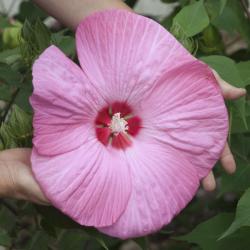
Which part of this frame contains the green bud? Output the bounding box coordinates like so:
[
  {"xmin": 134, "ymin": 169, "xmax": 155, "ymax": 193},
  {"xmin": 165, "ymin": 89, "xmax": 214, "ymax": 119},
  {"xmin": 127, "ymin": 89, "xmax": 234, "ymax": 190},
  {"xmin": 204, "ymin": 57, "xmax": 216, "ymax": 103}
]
[
  {"xmin": 3, "ymin": 21, "xmax": 22, "ymax": 49},
  {"xmin": 170, "ymin": 22, "xmax": 198, "ymax": 54},
  {"xmin": 198, "ymin": 25, "xmax": 224, "ymax": 54}
]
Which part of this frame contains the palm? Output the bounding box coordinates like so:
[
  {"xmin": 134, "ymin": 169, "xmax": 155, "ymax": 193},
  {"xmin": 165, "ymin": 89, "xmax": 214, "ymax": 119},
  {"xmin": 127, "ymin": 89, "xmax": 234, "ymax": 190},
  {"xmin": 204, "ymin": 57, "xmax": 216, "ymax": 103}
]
[{"xmin": 0, "ymin": 148, "xmax": 49, "ymax": 205}]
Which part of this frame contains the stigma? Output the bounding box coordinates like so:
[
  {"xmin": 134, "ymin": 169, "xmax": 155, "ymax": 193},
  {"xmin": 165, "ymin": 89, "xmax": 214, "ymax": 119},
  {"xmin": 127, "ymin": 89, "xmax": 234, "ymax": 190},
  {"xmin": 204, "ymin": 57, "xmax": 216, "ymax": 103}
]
[{"xmin": 109, "ymin": 113, "xmax": 129, "ymax": 135}]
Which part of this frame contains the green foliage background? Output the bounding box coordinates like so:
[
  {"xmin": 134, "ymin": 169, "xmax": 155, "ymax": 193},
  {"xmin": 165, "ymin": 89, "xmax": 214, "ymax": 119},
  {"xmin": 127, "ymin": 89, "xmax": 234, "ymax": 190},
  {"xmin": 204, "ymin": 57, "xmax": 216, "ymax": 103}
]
[{"xmin": 0, "ymin": 0, "xmax": 250, "ymax": 249}]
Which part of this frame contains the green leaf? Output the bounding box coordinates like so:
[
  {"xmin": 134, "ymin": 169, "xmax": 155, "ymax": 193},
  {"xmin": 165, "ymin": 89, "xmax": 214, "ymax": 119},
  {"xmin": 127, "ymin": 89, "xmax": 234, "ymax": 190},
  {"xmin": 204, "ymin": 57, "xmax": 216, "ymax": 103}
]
[
  {"xmin": 16, "ymin": 2, "xmax": 47, "ymax": 22},
  {"xmin": 40, "ymin": 218, "xmax": 57, "ymax": 238},
  {"xmin": 200, "ymin": 55, "xmax": 249, "ymax": 131},
  {"xmin": 0, "ymin": 84, "xmax": 12, "ymax": 102},
  {"xmin": 125, "ymin": 0, "xmax": 138, "ymax": 7},
  {"xmin": 52, "ymin": 33, "xmax": 75, "ymax": 58},
  {"xmin": 170, "ymin": 22, "xmax": 198, "ymax": 53},
  {"xmin": 205, "ymin": 0, "xmax": 228, "ymax": 21},
  {"xmin": 24, "ymin": 231, "xmax": 50, "ymax": 250},
  {"xmin": 172, "ymin": 0, "xmax": 209, "ymax": 37},
  {"xmin": 134, "ymin": 237, "xmax": 149, "ymax": 250},
  {"xmin": 198, "ymin": 25, "xmax": 224, "ymax": 54},
  {"xmin": 35, "ymin": 205, "xmax": 82, "ymax": 229},
  {"xmin": 176, "ymin": 213, "xmax": 250, "ymax": 250},
  {"xmin": 219, "ymin": 156, "xmax": 250, "ymax": 196},
  {"xmin": 0, "ymin": 48, "xmax": 21, "ymax": 65},
  {"xmin": 0, "ymin": 205, "xmax": 17, "ymax": 231},
  {"xmin": 200, "ymin": 55, "xmax": 242, "ymax": 86},
  {"xmin": 212, "ymin": 0, "xmax": 250, "ymax": 46},
  {"xmin": 0, "ymin": 63, "xmax": 22, "ymax": 86},
  {"xmin": 57, "ymin": 230, "xmax": 88, "ymax": 250},
  {"xmin": 0, "ymin": 105, "xmax": 32, "ymax": 149},
  {"xmin": 20, "ymin": 18, "xmax": 51, "ymax": 66},
  {"xmin": 34, "ymin": 19, "xmax": 51, "ymax": 51},
  {"xmin": 0, "ymin": 228, "xmax": 11, "ymax": 247},
  {"xmin": 96, "ymin": 237, "xmax": 109, "ymax": 250},
  {"xmin": 236, "ymin": 61, "xmax": 250, "ymax": 87},
  {"xmin": 221, "ymin": 188, "xmax": 250, "ymax": 239},
  {"xmin": 14, "ymin": 83, "xmax": 33, "ymax": 112},
  {"xmin": 0, "ymin": 16, "xmax": 11, "ymax": 30},
  {"xmin": 176, "ymin": 213, "xmax": 234, "ymax": 250}
]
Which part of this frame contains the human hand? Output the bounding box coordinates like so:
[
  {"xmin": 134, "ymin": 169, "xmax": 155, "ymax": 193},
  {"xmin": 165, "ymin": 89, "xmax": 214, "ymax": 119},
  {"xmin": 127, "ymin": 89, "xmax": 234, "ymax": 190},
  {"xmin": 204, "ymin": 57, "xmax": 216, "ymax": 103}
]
[
  {"xmin": 0, "ymin": 148, "xmax": 49, "ymax": 205},
  {"xmin": 201, "ymin": 70, "xmax": 246, "ymax": 191}
]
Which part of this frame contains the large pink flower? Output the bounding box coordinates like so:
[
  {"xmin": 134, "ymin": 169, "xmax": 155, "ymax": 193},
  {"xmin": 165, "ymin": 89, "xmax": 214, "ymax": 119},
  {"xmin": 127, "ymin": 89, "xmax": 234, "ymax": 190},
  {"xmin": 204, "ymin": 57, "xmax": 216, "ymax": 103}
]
[{"xmin": 30, "ymin": 10, "xmax": 228, "ymax": 239}]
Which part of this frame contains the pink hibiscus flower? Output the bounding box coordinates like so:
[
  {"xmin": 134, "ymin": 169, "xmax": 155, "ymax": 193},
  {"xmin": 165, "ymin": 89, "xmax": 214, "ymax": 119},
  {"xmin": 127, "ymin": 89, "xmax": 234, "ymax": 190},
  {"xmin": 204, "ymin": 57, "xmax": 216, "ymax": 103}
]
[{"xmin": 30, "ymin": 10, "xmax": 228, "ymax": 239}]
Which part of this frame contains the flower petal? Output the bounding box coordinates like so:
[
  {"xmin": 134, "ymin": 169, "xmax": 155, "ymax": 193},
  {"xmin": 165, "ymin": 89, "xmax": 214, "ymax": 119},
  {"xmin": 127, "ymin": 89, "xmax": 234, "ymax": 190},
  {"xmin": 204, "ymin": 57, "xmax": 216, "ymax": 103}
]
[
  {"xmin": 31, "ymin": 45, "xmax": 105, "ymax": 156},
  {"xmin": 137, "ymin": 62, "xmax": 228, "ymax": 178},
  {"xmin": 99, "ymin": 138, "xmax": 199, "ymax": 239},
  {"xmin": 31, "ymin": 139, "xmax": 131, "ymax": 227},
  {"xmin": 76, "ymin": 10, "xmax": 193, "ymax": 105}
]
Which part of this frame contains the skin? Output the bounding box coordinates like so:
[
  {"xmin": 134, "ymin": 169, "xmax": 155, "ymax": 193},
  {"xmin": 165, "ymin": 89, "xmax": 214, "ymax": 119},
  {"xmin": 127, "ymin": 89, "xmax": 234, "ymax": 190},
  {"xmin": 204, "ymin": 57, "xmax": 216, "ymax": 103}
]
[{"xmin": 0, "ymin": 0, "xmax": 246, "ymax": 204}]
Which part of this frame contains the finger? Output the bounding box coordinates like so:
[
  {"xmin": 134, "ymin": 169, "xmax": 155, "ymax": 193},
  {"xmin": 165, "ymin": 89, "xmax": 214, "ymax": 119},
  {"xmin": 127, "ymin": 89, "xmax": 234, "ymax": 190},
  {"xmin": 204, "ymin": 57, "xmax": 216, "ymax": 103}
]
[
  {"xmin": 201, "ymin": 171, "xmax": 216, "ymax": 191},
  {"xmin": 220, "ymin": 143, "xmax": 236, "ymax": 174},
  {"xmin": 0, "ymin": 148, "xmax": 31, "ymax": 165},
  {"xmin": 212, "ymin": 70, "xmax": 246, "ymax": 100}
]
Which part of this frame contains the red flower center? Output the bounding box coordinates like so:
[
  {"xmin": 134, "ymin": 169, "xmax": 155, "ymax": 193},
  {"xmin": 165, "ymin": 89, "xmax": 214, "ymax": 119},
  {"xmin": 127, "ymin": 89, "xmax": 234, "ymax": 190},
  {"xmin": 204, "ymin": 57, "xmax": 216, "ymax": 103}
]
[{"xmin": 95, "ymin": 102, "xmax": 141, "ymax": 149}]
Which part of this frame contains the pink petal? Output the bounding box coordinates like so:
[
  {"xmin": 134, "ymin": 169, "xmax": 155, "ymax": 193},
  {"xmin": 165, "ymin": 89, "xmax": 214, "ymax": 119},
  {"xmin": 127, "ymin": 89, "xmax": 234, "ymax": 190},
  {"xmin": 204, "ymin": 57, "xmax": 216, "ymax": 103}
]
[
  {"xmin": 99, "ymin": 138, "xmax": 199, "ymax": 239},
  {"xmin": 31, "ymin": 45, "xmax": 105, "ymax": 156},
  {"xmin": 31, "ymin": 139, "xmax": 131, "ymax": 227},
  {"xmin": 136, "ymin": 62, "xmax": 228, "ymax": 178},
  {"xmin": 76, "ymin": 10, "xmax": 193, "ymax": 106}
]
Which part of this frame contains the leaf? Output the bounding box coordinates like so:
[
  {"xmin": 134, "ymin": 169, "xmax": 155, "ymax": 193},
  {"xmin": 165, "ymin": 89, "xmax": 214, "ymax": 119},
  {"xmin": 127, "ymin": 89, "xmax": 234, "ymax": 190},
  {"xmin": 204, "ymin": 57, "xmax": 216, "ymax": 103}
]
[
  {"xmin": 0, "ymin": 228, "xmax": 11, "ymax": 247},
  {"xmin": 172, "ymin": 0, "xmax": 209, "ymax": 37},
  {"xmin": 24, "ymin": 231, "xmax": 50, "ymax": 250},
  {"xmin": 134, "ymin": 237, "xmax": 149, "ymax": 250},
  {"xmin": 125, "ymin": 0, "xmax": 138, "ymax": 7},
  {"xmin": 0, "ymin": 205, "xmax": 16, "ymax": 231},
  {"xmin": 0, "ymin": 63, "xmax": 22, "ymax": 86},
  {"xmin": 36, "ymin": 206, "xmax": 118, "ymax": 250},
  {"xmin": 219, "ymin": 157, "xmax": 250, "ymax": 196},
  {"xmin": 237, "ymin": 61, "xmax": 250, "ymax": 87},
  {"xmin": 176, "ymin": 213, "xmax": 234, "ymax": 250},
  {"xmin": 200, "ymin": 55, "xmax": 249, "ymax": 131},
  {"xmin": 0, "ymin": 84, "xmax": 12, "ymax": 102},
  {"xmin": 219, "ymin": 0, "xmax": 228, "ymax": 14},
  {"xmin": 212, "ymin": 0, "xmax": 250, "ymax": 45},
  {"xmin": 57, "ymin": 230, "xmax": 88, "ymax": 250},
  {"xmin": 200, "ymin": 55, "xmax": 242, "ymax": 86},
  {"xmin": 205, "ymin": 0, "xmax": 228, "ymax": 21},
  {"xmin": 34, "ymin": 19, "xmax": 51, "ymax": 51},
  {"xmin": 220, "ymin": 188, "xmax": 250, "ymax": 239},
  {"xmin": 0, "ymin": 48, "xmax": 21, "ymax": 65},
  {"xmin": 170, "ymin": 23, "xmax": 198, "ymax": 53},
  {"xmin": 16, "ymin": 1, "xmax": 47, "ymax": 22},
  {"xmin": 14, "ymin": 83, "xmax": 33, "ymax": 112},
  {"xmin": 35, "ymin": 205, "xmax": 82, "ymax": 229},
  {"xmin": 198, "ymin": 25, "xmax": 224, "ymax": 54},
  {"xmin": 177, "ymin": 213, "xmax": 250, "ymax": 250},
  {"xmin": 96, "ymin": 237, "xmax": 109, "ymax": 250},
  {"xmin": 0, "ymin": 105, "xmax": 33, "ymax": 149},
  {"xmin": 51, "ymin": 33, "xmax": 75, "ymax": 58},
  {"xmin": 20, "ymin": 18, "xmax": 51, "ymax": 66},
  {"xmin": 40, "ymin": 218, "xmax": 57, "ymax": 238}
]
